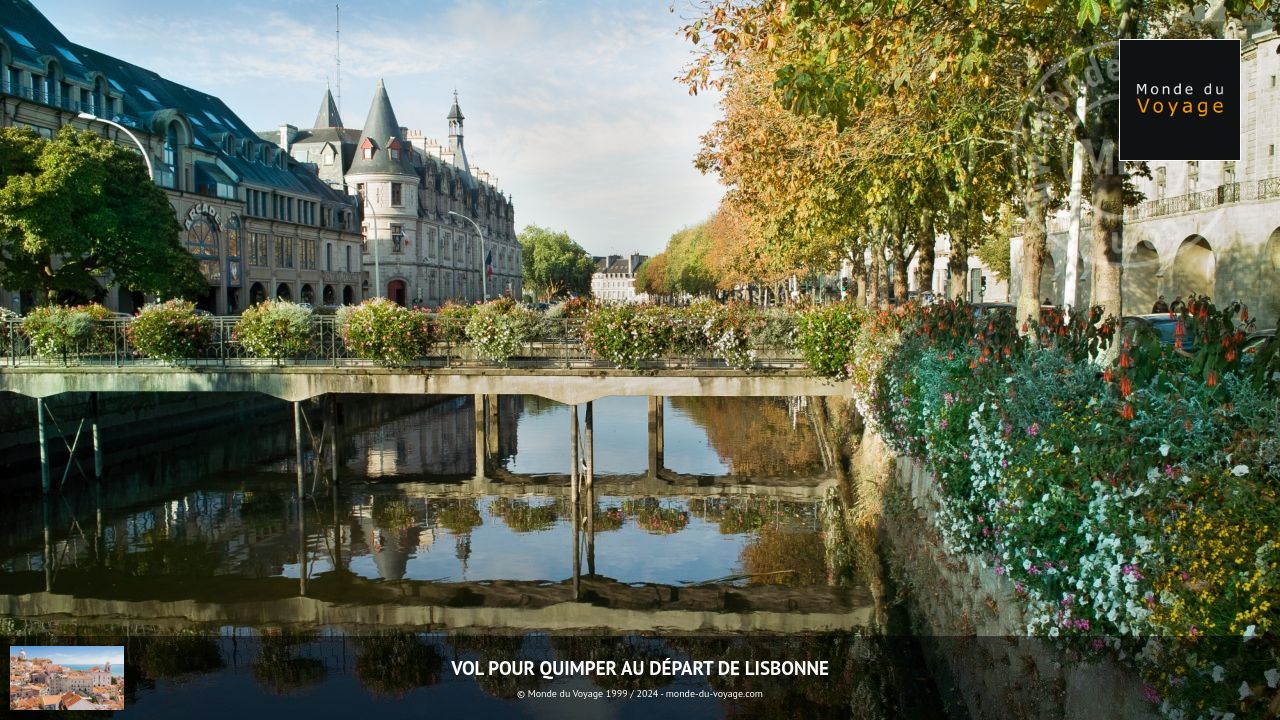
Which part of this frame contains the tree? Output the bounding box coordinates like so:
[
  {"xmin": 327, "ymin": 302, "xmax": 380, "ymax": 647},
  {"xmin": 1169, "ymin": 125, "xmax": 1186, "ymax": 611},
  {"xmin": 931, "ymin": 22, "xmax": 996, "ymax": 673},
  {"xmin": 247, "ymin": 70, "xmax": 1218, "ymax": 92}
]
[
  {"xmin": 518, "ymin": 224, "xmax": 594, "ymax": 301},
  {"xmin": 0, "ymin": 127, "xmax": 206, "ymax": 304},
  {"xmin": 634, "ymin": 253, "xmax": 672, "ymax": 297}
]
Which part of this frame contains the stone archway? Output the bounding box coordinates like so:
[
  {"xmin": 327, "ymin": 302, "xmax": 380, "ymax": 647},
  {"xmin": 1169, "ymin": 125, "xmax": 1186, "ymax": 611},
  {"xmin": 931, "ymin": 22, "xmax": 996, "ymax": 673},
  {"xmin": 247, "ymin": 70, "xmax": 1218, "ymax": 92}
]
[
  {"xmin": 323, "ymin": 285, "xmax": 336, "ymax": 305},
  {"xmin": 276, "ymin": 283, "xmax": 293, "ymax": 302},
  {"xmin": 387, "ymin": 279, "xmax": 407, "ymax": 307},
  {"xmin": 1037, "ymin": 252, "xmax": 1059, "ymax": 305},
  {"xmin": 1265, "ymin": 228, "xmax": 1280, "ymax": 319},
  {"xmin": 1171, "ymin": 235, "xmax": 1215, "ymax": 301},
  {"xmin": 300, "ymin": 284, "xmax": 315, "ymax": 305},
  {"xmin": 1123, "ymin": 240, "xmax": 1160, "ymax": 313},
  {"xmin": 342, "ymin": 286, "xmax": 354, "ymax": 305},
  {"xmin": 249, "ymin": 282, "xmax": 266, "ymax": 305}
]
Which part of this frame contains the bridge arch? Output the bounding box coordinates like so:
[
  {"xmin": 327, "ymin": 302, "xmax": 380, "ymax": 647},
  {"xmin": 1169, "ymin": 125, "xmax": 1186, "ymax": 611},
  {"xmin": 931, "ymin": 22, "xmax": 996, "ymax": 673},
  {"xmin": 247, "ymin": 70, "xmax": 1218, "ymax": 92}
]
[{"xmin": 1123, "ymin": 240, "xmax": 1160, "ymax": 313}]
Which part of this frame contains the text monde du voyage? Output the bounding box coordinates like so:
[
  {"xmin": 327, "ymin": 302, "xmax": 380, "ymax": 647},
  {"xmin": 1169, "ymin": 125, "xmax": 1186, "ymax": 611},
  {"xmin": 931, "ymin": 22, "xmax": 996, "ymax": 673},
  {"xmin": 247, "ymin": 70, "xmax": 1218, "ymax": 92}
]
[{"xmin": 1133, "ymin": 82, "xmax": 1229, "ymax": 118}]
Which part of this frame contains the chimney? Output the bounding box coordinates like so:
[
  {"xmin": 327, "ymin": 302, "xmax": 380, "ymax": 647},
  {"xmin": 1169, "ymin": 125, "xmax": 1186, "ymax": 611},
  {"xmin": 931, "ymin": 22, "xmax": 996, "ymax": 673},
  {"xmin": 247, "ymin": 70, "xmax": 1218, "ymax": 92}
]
[
  {"xmin": 278, "ymin": 124, "xmax": 298, "ymax": 152},
  {"xmin": 630, "ymin": 254, "xmax": 646, "ymax": 274}
]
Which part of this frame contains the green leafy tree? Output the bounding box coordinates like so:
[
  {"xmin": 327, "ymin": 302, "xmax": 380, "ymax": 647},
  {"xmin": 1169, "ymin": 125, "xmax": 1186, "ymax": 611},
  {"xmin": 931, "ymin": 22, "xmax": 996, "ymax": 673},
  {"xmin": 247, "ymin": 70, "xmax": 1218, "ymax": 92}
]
[
  {"xmin": 0, "ymin": 127, "xmax": 206, "ymax": 304},
  {"xmin": 518, "ymin": 224, "xmax": 595, "ymax": 301},
  {"xmin": 634, "ymin": 253, "xmax": 671, "ymax": 297}
]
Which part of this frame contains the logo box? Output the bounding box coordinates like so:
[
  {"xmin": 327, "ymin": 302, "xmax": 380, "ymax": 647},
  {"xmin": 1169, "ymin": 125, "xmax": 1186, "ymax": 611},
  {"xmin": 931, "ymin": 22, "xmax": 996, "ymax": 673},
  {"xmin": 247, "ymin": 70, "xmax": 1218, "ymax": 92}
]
[{"xmin": 1119, "ymin": 38, "xmax": 1241, "ymax": 161}]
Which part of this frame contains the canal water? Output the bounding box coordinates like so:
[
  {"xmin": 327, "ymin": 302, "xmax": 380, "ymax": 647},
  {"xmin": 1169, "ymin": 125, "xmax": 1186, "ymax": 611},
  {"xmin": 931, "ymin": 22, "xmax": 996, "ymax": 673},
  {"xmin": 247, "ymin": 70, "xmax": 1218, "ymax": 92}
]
[{"xmin": 0, "ymin": 394, "xmax": 950, "ymax": 718}]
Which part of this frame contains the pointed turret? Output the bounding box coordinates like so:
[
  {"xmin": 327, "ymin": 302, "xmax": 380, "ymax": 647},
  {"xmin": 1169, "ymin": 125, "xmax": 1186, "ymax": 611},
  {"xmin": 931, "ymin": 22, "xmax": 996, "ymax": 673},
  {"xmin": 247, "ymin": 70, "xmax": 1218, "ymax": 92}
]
[
  {"xmin": 447, "ymin": 91, "xmax": 474, "ymax": 188},
  {"xmin": 349, "ymin": 79, "xmax": 411, "ymax": 175},
  {"xmin": 314, "ymin": 87, "xmax": 343, "ymax": 129}
]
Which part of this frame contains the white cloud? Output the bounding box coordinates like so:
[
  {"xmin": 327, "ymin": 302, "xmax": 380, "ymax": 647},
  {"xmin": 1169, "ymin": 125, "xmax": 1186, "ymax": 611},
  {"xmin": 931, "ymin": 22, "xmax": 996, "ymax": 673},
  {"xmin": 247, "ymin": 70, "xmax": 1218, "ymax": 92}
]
[{"xmin": 44, "ymin": 0, "xmax": 724, "ymax": 255}]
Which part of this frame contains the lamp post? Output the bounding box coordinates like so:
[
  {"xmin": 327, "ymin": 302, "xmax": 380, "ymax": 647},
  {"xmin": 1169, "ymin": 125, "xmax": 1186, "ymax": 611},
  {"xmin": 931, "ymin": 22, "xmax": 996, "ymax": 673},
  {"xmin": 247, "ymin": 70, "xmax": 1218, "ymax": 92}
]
[
  {"xmin": 77, "ymin": 112, "xmax": 153, "ymax": 180},
  {"xmin": 363, "ymin": 188, "xmax": 382, "ymax": 298},
  {"xmin": 448, "ymin": 211, "xmax": 487, "ymax": 302}
]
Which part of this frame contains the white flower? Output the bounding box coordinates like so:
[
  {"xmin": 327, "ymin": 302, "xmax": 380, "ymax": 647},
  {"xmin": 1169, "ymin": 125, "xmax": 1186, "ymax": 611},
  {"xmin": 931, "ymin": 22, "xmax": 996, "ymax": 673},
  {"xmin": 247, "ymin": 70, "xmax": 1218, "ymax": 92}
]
[
  {"xmin": 1159, "ymin": 444, "xmax": 1170, "ymax": 457},
  {"xmin": 1238, "ymin": 681, "xmax": 1252, "ymax": 700},
  {"xmin": 1212, "ymin": 665, "xmax": 1225, "ymax": 683},
  {"xmin": 1265, "ymin": 668, "xmax": 1279, "ymax": 689},
  {"xmin": 1243, "ymin": 624, "xmax": 1257, "ymax": 641},
  {"xmin": 1231, "ymin": 465, "xmax": 1250, "ymax": 476}
]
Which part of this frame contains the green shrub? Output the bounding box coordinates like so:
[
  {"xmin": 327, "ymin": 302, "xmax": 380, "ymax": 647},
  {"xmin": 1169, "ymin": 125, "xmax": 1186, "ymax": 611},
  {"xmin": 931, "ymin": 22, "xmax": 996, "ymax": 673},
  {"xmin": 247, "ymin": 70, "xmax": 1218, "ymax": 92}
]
[
  {"xmin": 0, "ymin": 307, "xmax": 17, "ymax": 355},
  {"xmin": 794, "ymin": 302, "xmax": 866, "ymax": 377},
  {"xmin": 435, "ymin": 302, "xmax": 475, "ymax": 344},
  {"xmin": 21, "ymin": 303, "xmax": 113, "ymax": 359},
  {"xmin": 465, "ymin": 298, "xmax": 538, "ymax": 363},
  {"xmin": 233, "ymin": 300, "xmax": 313, "ymax": 361},
  {"xmin": 581, "ymin": 304, "xmax": 671, "ymax": 369},
  {"xmin": 126, "ymin": 300, "xmax": 213, "ymax": 362},
  {"xmin": 336, "ymin": 298, "xmax": 433, "ymax": 367}
]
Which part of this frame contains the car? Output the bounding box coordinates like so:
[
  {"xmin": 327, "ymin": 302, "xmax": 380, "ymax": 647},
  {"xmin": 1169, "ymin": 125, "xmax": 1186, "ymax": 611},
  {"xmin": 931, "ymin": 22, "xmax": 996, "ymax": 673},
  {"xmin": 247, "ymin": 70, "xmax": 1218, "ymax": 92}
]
[
  {"xmin": 1121, "ymin": 313, "xmax": 1196, "ymax": 352},
  {"xmin": 1242, "ymin": 328, "xmax": 1275, "ymax": 364},
  {"xmin": 971, "ymin": 302, "xmax": 1015, "ymax": 317}
]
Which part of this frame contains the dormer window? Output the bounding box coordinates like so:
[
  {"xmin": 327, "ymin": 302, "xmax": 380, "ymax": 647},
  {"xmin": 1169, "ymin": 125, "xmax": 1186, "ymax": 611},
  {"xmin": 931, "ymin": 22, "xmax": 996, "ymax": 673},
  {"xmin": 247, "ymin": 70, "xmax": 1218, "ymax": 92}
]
[
  {"xmin": 360, "ymin": 137, "xmax": 375, "ymax": 160},
  {"xmin": 388, "ymin": 137, "xmax": 402, "ymax": 161}
]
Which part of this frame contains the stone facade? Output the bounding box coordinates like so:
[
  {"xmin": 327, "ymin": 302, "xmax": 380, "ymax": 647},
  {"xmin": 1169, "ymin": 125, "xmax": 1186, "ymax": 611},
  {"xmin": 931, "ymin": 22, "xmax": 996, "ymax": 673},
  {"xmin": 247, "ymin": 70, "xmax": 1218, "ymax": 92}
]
[
  {"xmin": 276, "ymin": 84, "xmax": 519, "ymax": 306},
  {"xmin": 591, "ymin": 254, "xmax": 648, "ymax": 303},
  {"xmin": 1010, "ymin": 24, "xmax": 1280, "ymax": 327},
  {"xmin": 0, "ymin": 0, "xmax": 366, "ymax": 314}
]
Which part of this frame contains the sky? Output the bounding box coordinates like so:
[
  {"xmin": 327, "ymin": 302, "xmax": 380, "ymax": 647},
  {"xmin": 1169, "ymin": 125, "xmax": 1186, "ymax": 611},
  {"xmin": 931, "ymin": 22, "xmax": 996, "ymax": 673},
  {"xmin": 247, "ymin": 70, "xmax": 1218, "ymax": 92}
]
[
  {"xmin": 12, "ymin": 645, "xmax": 125, "ymax": 667},
  {"xmin": 35, "ymin": 0, "xmax": 725, "ymax": 257}
]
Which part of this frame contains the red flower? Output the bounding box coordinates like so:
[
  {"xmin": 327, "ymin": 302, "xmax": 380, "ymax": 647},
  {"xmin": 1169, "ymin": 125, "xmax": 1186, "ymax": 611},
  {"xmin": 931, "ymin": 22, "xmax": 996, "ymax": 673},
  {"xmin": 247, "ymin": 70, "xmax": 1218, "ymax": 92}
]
[
  {"xmin": 1120, "ymin": 403, "xmax": 1135, "ymax": 420},
  {"xmin": 1102, "ymin": 369, "xmax": 1114, "ymax": 383},
  {"xmin": 1206, "ymin": 371, "xmax": 1218, "ymax": 388},
  {"xmin": 1119, "ymin": 376, "xmax": 1132, "ymax": 397}
]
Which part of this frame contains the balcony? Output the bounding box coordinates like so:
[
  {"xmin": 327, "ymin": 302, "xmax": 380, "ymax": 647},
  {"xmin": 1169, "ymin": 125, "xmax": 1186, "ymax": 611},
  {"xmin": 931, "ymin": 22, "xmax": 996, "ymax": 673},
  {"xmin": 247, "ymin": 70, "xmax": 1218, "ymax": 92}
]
[{"xmin": 1126, "ymin": 177, "xmax": 1280, "ymax": 221}]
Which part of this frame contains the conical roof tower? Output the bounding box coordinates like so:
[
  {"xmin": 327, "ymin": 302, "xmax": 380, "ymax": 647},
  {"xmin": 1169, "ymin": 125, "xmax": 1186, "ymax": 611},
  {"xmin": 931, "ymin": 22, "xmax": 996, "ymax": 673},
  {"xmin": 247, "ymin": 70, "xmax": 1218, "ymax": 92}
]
[
  {"xmin": 314, "ymin": 87, "xmax": 343, "ymax": 129},
  {"xmin": 349, "ymin": 79, "xmax": 411, "ymax": 175}
]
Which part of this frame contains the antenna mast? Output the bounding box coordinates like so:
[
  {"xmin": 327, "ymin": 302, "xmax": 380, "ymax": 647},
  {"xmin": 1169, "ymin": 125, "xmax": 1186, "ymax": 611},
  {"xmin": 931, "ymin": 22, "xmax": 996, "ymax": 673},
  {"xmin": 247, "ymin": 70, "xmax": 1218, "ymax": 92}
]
[{"xmin": 335, "ymin": 3, "xmax": 342, "ymax": 118}]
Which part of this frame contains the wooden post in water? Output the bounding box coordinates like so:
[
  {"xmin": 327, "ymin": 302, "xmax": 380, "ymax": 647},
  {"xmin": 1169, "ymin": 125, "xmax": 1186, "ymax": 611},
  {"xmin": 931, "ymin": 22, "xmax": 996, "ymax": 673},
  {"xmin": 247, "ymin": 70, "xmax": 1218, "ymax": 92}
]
[
  {"xmin": 570, "ymin": 404, "xmax": 579, "ymax": 489},
  {"xmin": 487, "ymin": 393, "xmax": 499, "ymax": 456},
  {"xmin": 473, "ymin": 394, "xmax": 485, "ymax": 479},
  {"xmin": 586, "ymin": 479, "xmax": 595, "ymax": 576},
  {"xmin": 584, "ymin": 401, "xmax": 594, "ymax": 489},
  {"xmin": 647, "ymin": 396, "xmax": 660, "ymax": 480},
  {"xmin": 36, "ymin": 398, "xmax": 50, "ymax": 493},
  {"xmin": 90, "ymin": 392, "xmax": 103, "ymax": 480},
  {"xmin": 293, "ymin": 401, "xmax": 305, "ymax": 500}
]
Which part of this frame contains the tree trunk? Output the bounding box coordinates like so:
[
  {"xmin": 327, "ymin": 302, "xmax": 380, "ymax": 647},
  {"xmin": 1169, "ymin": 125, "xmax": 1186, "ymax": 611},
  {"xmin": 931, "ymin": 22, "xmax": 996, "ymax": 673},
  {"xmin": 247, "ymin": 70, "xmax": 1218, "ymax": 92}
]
[
  {"xmin": 1091, "ymin": 173, "xmax": 1124, "ymax": 321},
  {"xmin": 917, "ymin": 215, "xmax": 936, "ymax": 297},
  {"xmin": 867, "ymin": 253, "xmax": 882, "ymax": 307},
  {"xmin": 889, "ymin": 242, "xmax": 910, "ymax": 305},
  {"xmin": 1018, "ymin": 185, "xmax": 1050, "ymax": 333},
  {"xmin": 948, "ymin": 230, "xmax": 969, "ymax": 301}
]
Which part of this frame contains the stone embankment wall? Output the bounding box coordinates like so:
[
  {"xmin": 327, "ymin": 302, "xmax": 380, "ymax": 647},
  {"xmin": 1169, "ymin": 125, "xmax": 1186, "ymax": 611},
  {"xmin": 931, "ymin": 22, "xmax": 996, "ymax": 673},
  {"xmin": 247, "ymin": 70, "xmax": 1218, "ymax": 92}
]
[{"xmin": 859, "ymin": 428, "xmax": 1157, "ymax": 720}]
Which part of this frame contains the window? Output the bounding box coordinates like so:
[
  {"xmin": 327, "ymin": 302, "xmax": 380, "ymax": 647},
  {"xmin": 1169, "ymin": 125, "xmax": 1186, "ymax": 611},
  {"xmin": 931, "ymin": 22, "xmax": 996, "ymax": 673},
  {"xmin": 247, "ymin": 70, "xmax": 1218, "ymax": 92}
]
[
  {"xmin": 300, "ymin": 240, "xmax": 316, "ymax": 270},
  {"xmin": 323, "ymin": 148, "xmax": 334, "ymax": 165},
  {"xmin": 186, "ymin": 216, "xmax": 219, "ymax": 259},
  {"xmin": 248, "ymin": 233, "xmax": 269, "ymax": 267},
  {"xmin": 275, "ymin": 236, "xmax": 294, "ymax": 268},
  {"xmin": 164, "ymin": 124, "xmax": 178, "ymax": 169},
  {"xmin": 107, "ymin": 78, "xmax": 124, "ymax": 93},
  {"xmin": 391, "ymin": 182, "xmax": 403, "ymax": 206},
  {"xmin": 54, "ymin": 46, "xmax": 81, "ymax": 64},
  {"xmin": 137, "ymin": 87, "xmax": 158, "ymax": 103},
  {"xmin": 345, "ymin": 245, "xmax": 353, "ymax": 271},
  {"xmin": 391, "ymin": 224, "xmax": 404, "ymax": 253},
  {"xmin": 1223, "ymin": 161, "xmax": 1236, "ymax": 185},
  {"xmin": 1155, "ymin": 166, "xmax": 1166, "ymax": 199},
  {"xmin": 5, "ymin": 28, "xmax": 36, "ymax": 49},
  {"xmin": 226, "ymin": 216, "xmax": 241, "ymax": 257},
  {"xmin": 326, "ymin": 243, "xmax": 333, "ymax": 272}
]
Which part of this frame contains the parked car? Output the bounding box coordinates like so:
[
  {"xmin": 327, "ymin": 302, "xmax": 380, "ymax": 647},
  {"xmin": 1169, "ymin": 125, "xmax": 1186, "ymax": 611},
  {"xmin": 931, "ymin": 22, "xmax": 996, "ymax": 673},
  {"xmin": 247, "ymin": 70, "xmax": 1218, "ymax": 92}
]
[
  {"xmin": 1242, "ymin": 328, "xmax": 1275, "ymax": 364},
  {"xmin": 1121, "ymin": 313, "xmax": 1195, "ymax": 352},
  {"xmin": 971, "ymin": 302, "xmax": 1015, "ymax": 317}
]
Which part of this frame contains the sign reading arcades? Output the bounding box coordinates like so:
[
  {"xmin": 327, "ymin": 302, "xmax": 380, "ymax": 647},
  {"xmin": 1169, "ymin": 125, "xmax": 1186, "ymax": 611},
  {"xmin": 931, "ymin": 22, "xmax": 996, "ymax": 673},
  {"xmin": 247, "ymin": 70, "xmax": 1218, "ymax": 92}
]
[{"xmin": 1119, "ymin": 38, "xmax": 1240, "ymax": 161}]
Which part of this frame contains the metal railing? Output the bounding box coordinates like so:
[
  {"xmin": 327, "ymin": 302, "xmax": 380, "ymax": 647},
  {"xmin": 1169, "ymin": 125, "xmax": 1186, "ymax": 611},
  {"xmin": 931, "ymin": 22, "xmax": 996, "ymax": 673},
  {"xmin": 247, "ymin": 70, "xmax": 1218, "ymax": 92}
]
[
  {"xmin": 1126, "ymin": 176, "xmax": 1280, "ymax": 221},
  {"xmin": 0, "ymin": 316, "xmax": 805, "ymax": 371}
]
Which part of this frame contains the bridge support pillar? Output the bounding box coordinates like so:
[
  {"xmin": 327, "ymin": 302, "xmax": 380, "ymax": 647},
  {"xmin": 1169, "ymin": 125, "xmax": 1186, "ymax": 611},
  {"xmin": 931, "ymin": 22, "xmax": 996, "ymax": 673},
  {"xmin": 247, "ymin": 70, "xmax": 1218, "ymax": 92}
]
[
  {"xmin": 569, "ymin": 403, "xmax": 580, "ymax": 489},
  {"xmin": 487, "ymin": 394, "xmax": 499, "ymax": 456},
  {"xmin": 648, "ymin": 396, "xmax": 664, "ymax": 480},
  {"xmin": 474, "ymin": 394, "xmax": 486, "ymax": 479},
  {"xmin": 584, "ymin": 401, "xmax": 594, "ymax": 489},
  {"xmin": 36, "ymin": 398, "xmax": 49, "ymax": 493},
  {"xmin": 90, "ymin": 392, "xmax": 103, "ymax": 481},
  {"xmin": 293, "ymin": 400, "xmax": 304, "ymax": 499}
]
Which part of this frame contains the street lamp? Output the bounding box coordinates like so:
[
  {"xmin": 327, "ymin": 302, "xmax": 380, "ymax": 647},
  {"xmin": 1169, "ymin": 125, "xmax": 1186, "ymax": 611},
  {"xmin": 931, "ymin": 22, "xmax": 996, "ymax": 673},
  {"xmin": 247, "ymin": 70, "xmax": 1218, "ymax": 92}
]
[
  {"xmin": 362, "ymin": 188, "xmax": 382, "ymax": 298},
  {"xmin": 448, "ymin": 211, "xmax": 487, "ymax": 302},
  {"xmin": 77, "ymin": 112, "xmax": 153, "ymax": 180}
]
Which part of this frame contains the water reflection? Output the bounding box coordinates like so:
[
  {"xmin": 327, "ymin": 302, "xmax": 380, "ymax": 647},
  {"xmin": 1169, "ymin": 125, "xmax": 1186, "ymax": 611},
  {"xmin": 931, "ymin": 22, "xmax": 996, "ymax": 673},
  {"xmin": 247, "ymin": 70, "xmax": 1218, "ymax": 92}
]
[{"xmin": 0, "ymin": 394, "xmax": 950, "ymax": 715}]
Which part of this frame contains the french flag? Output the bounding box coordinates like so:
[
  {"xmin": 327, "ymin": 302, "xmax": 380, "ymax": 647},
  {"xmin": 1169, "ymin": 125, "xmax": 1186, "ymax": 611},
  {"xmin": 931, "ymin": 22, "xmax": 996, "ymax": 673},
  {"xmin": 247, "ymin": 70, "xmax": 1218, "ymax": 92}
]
[{"xmin": 485, "ymin": 250, "xmax": 494, "ymax": 277}]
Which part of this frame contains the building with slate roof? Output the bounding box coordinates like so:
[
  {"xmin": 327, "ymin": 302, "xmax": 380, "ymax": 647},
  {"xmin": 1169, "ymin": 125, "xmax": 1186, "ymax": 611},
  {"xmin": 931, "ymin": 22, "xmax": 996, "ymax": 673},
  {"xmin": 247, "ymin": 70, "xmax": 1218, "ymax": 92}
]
[
  {"xmin": 0, "ymin": 0, "xmax": 366, "ymax": 314},
  {"xmin": 276, "ymin": 82, "xmax": 520, "ymax": 305},
  {"xmin": 591, "ymin": 254, "xmax": 649, "ymax": 303}
]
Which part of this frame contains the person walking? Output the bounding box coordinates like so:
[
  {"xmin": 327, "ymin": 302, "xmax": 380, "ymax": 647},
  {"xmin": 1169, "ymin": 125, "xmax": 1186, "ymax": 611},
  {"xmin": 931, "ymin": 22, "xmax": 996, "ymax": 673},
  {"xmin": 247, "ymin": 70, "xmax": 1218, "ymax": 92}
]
[
  {"xmin": 1152, "ymin": 295, "xmax": 1169, "ymax": 313},
  {"xmin": 1169, "ymin": 296, "xmax": 1186, "ymax": 313}
]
